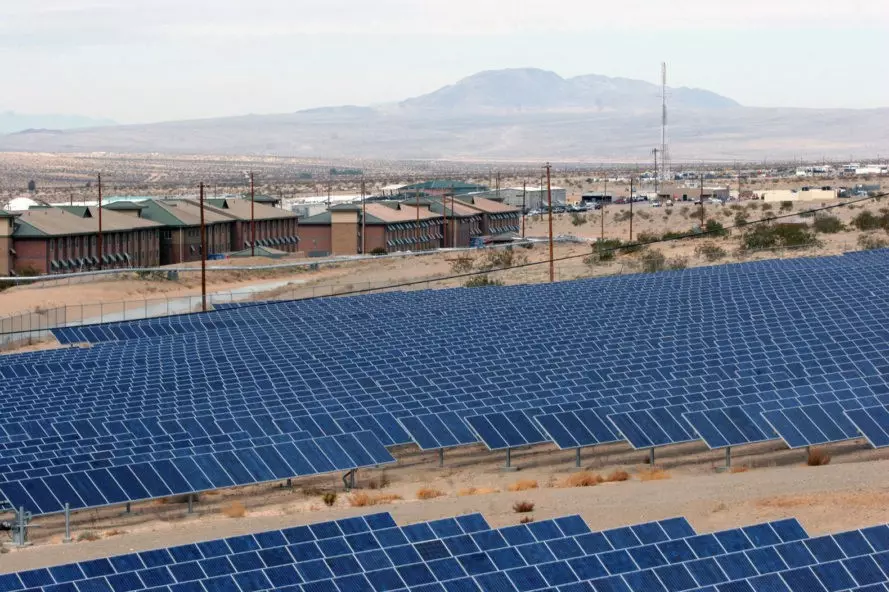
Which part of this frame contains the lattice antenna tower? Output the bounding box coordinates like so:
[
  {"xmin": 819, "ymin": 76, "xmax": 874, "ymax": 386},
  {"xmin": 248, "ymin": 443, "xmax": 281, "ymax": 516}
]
[{"xmin": 660, "ymin": 62, "xmax": 670, "ymax": 181}]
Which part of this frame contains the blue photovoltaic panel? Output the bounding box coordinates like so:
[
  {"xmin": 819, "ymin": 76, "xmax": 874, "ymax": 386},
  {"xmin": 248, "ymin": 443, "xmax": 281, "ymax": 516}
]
[
  {"xmin": 0, "ymin": 431, "xmax": 394, "ymax": 517},
  {"xmin": 608, "ymin": 406, "xmax": 698, "ymax": 449},
  {"xmin": 846, "ymin": 406, "xmax": 889, "ymax": 448},
  {"xmin": 466, "ymin": 410, "xmax": 551, "ymax": 451},
  {"xmin": 534, "ymin": 409, "xmax": 623, "ymax": 449},
  {"xmin": 397, "ymin": 412, "xmax": 478, "ymax": 451},
  {"xmin": 762, "ymin": 403, "xmax": 861, "ymax": 449},
  {"xmin": 683, "ymin": 406, "xmax": 777, "ymax": 449}
]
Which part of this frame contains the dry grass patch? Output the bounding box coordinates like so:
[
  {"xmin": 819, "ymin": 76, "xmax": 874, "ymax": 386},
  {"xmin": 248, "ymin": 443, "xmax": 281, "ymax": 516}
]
[
  {"xmin": 77, "ymin": 531, "xmax": 100, "ymax": 542},
  {"xmin": 458, "ymin": 487, "xmax": 499, "ymax": 497},
  {"xmin": 367, "ymin": 472, "xmax": 391, "ymax": 490},
  {"xmin": 322, "ymin": 492, "xmax": 337, "ymax": 507},
  {"xmin": 221, "ymin": 501, "xmax": 247, "ymax": 518},
  {"xmin": 349, "ymin": 492, "xmax": 404, "ymax": 507},
  {"xmin": 104, "ymin": 529, "xmax": 127, "ymax": 537},
  {"xmin": 807, "ymin": 448, "xmax": 831, "ymax": 466},
  {"xmin": 561, "ymin": 472, "xmax": 603, "ymax": 488},
  {"xmin": 638, "ymin": 469, "xmax": 671, "ymax": 481},
  {"xmin": 507, "ymin": 480, "xmax": 538, "ymax": 492},
  {"xmin": 519, "ymin": 516, "xmax": 534, "ymax": 524},
  {"xmin": 417, "ymin": 488, "xmax": 445, "ymax": 500},
  {"xmin": 729, "ymin": 465, "xmax": 750, "ymax": 474},
  {"xmin": 604, "ymin": 470, "xmax": 630, "ymax": 482},
  {"xmin": 513, "ymin": 500, "xmax": 535, "ymax": 513}
]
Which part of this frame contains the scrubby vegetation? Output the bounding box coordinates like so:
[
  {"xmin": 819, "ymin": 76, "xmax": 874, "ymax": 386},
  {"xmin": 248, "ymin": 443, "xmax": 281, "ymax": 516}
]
[{"xmin": 742, "ymin": 224, "xmax": 818, "ymax": 250}]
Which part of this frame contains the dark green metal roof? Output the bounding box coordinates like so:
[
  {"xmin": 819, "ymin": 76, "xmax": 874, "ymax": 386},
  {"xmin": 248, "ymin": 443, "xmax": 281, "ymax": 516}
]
[{"xmin": 400, "ymin": 180, "xmax": 489, "ymax": 193}]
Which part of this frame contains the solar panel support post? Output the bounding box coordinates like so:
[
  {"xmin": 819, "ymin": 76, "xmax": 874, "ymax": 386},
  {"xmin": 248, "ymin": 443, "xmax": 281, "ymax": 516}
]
[
  {"xmin": 187, "ymin": 494, "xmax": 194, "ymax": 514},
  {"xmin": 575, "ymin": 447, "xmax": 581, "ymax": 468},
  {"xmin": 725, "ymin": 446, "xmax": 732, "ymax": 470},
  {"xmin": 649, "ymin": 447, "xmax": 655, "ymax": 466},
  {"xmin": 502, "ymin": 447, "xmax": 518, "ymax": 472},
  {"xmin": 13, "ymin": 507, "xmax": 30, "ymax": 547},
  {"xmin": 63, "ymin": 503, "xmax": 71, "ymax": 543},
  {"xmin": 124, "ymin": 502, "xmax": 131, "ymax": 515},
  {"xmin": 343, "ymin": 469, "xmax": 357, "ymax": 490},
  {"xmin": 438, "ymin": 448, "xmax": 444, "ymax": 467}
]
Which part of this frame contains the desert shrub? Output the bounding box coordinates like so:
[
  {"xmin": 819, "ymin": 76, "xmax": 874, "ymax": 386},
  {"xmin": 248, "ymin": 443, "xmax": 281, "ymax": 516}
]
[
  {"xmin": 17, "ymin": 265, "xmax": 41, "ymax": 277},
  {"xmin": 696, "ymin": 243, "xmax": 727, "ymax": 261},
  {"xmin": 507, "ymin": 480, "xmax": 538, "ymax": 492},
  {"xmin": 519, "ymin": 516, "xmax": 535, "ymax": 524},
  {"xmin": 859, "ymin": 234, "xmax": 889, "ymax": 250},
  {"xmin": 812, "ymin": 215, "xmax": 844, "ymax": 234},
  {"xmin": 661, "ymin": 230, "xmax": 687, "ymax": 241},
  {"xmin": 562, "ymin": 472, "xmax": 602, "ymax": 488},
  {"xmin": 221, "ymin": 501, "xmax": 246, "ymax": 518},
  {"xmin": 761, "ymin": 203, "xmax": 773, "ymax": 212},
  {"xmin": 742, "ymin": 225, "xmax": 817, "ymax": 250},
  {"xmin": 570, "ymin": 213, "xmax": 587, "ymax": 226},
  {"xmin": 104, "ymin": 529, "xmax": 127, "ymax": 537},
  {"xmin": 450, "ymin": 255, "xmax": 474, "ymax": 273},
  {"xmin": 77, "ymin": 531, "xmax": 100, "ymax": 542},
  {"xmin": 349, "ymin": 492, "xmax": 403, "ymax": 506},
  {"xmin": 367, "ymin": 472, "xmax": 390, "ymax": 490},
  {"xmin": 679, "ymin": 206, "xmax": 690, "ymax": 216},
  {"xmin": 322, "ymin": 492, "xmax": 337, "ymax": 507},
  {"xmin": 806, "ymin": 448, "xmax": 831, "ymax": 466},
  {"xmin": 464, "ymin": 275, "xmax": 504, "ymax": 288},
  {"xmin": 851, "ymin": 211, "xmax": 885, "ymax": 231},
  {"xmin": 734, "ymin": 213, "xmax": 749, "ymax": 227},
  {"xmin": 638, "ymin": 469, "xmax": 671, "ymax": 481},
  {"xmin": 779, "ymin": 201, "xmax": 794, "ymax": 212},
  {"xmin": 640, "ymin": 249, "xmax": 667, "ymax": 273},
  {"xmin": 369, "ymin": 247, "xmax": 387, "ymax": 256},
  {"xmin": 729, "ymin": 466, "xmax": 750, "ymax": 474},
  {"xmin": 704, "ymin": 219, "xmax": 729, "ymax": 238},
  {"xmin": 666, "ymin": 256, "xmax": 688, "ymax": 271},
  {"xmin": 637, "ymin": 232, "xmax": 660, "ymax": 244},
  {"xmin": 636, "ymin": 211, "xmax": 652, "ymax": 221},
  {"xmin": 417, "ymin": 488, "xmax": 444, "ymax": 500},
  {"xmin": 513, "ymin": 501, "xmax": 535, "ymax": 513},
  {"xmin": 605, "ymin": 470, "xmax": 630, "ymax": 482},
  {"xmin": 591, "ymin": 238, "xmax": 622, "ymax": 262},
  {"xmin": 458, "ymin": 487, "xmax": 499, "ymax": 496},
  {"xmin": 613, "ymin": 211, "xmax": 632, "ymax": 223},
  {"xmin": 478, "ymin": 247, "xmax": 527, "ymax": 270}
]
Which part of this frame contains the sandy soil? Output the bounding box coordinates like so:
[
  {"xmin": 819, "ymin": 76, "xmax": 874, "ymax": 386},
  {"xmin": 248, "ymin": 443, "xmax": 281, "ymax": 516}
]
[{"xmin": 2, "ymin": 438, "xmax": 888, "ymax": 571}]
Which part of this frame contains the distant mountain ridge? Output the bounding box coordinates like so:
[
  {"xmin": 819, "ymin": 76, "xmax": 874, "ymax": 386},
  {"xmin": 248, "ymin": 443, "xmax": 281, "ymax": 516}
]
[
  {"xmin": 0, "ymin": 69, "xmax": 885, "ymax": 160},
  {"xmin": 0, "ymin": 111, "xmax": 116, "ymax": 135},
  {"xmin": 397, "ymin": 68, "xmax": 740, "ymax": 113}
]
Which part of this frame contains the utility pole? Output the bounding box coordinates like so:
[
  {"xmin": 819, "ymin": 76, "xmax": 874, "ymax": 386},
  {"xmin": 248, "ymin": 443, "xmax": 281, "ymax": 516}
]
[
  {"xmin": 361, "ymin": 177, "xmax": 366, "ymax": 254},
  {"xmin": 415, "ymin": 189, "xmax": 421, "ymax": 249},
  {"xmin": 451, "ymin": 191, "xmax": 457, "ymax": 247},
  {"xmin": 521, "ymin": 182, "xmax": 526, "ymax": 238},
  {"xmin": 545, "ymin": 163, "xmax": 554, "ymax": 283},
  {"xmin": 326, "ymin": 176, "xmax": 331, "ymax": 210},
  {"xmin": 496, "ymin": 172, "xmax": 501, "ymax": 201},
  {"xmin": 601, "ymin": 179, "xmax": 607, "ymax": 241},
  {"xmin": 250, "ymin": 172, "xmax": 256, "ymax": 257},
  {"xmin": 629, "ymin": 177, "xmax": 634, "ymax": 242},
  {"xmin": 737, "ymin": 163, "xmax": 742, "ymax": 201},
  {"xmin": 97, "ymin": 173, "xmax": 103, "ymax": 269},
  {"xmin": 700, "ymin": 173, "xmax": 705, "ymax": 228},
  {"xmin": 199, "ymin": 182, "xmax": 207, "ymax": 312}
]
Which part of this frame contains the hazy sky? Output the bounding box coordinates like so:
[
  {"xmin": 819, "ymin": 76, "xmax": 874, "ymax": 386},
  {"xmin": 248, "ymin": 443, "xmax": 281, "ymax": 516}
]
[{"xmin": 2, "ymin": 0, "xmax": 887, "ymax": 123}]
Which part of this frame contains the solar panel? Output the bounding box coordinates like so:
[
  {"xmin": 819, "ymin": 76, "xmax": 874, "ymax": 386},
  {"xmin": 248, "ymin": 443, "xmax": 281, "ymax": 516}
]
[
  {"xmin": 466, "ymin": 410, "xmax": 551, "ymax": 451},
  {"xmin": 683, "ymin": 407, "xmax": 777, "ymax": 449},
  {"xmin": 762, "ymin": 403, "xmax": 861, "ymax": 449},
  {"xmin": 0, "ymin": 431, "xmax": 394, "ymax": 517},
  {"xmin": 845, "ymin": 406, "xmax": 889, "ymax": 448},
  {"xmin": 608, "ymin": 406, "xmax": 698, "ymax": 449},
  {"xmin": 397, "ymin": 412, "xmax": 479, "ymax": 450},
  {"xmin": 534, "ymin": 409, "xmax": 622, "ymax": 450}
]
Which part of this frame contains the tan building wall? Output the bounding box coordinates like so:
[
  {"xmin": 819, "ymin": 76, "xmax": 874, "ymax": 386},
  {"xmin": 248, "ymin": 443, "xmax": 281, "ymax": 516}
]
[
  {"xmin": 762, "ymin": 189, "xmax": 837, "ymax": 202},
  {"xmin": 331, "ymin": 210, "xmax": 358, "ymax": 255},
  {"xmin": 0, "ymin": 217, "xmax": 14, "ymax": 276}
]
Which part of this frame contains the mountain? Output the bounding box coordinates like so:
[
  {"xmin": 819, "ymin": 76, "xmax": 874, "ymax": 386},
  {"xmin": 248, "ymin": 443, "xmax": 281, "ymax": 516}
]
[
  {"xmin": 398, "ymin": 68, "xmax": 740, "ymax": 113},
  {"xmin": 0, "ymin": 111, "xmax": 116, "ymax": 135},
  {"xmin": 0, "ymin": 70, "xmax": 884, "ymax": 161}
]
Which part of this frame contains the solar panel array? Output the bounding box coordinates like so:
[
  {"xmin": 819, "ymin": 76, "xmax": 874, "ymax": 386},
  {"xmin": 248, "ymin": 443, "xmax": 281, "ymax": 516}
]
[
  {"xmin": 3, "ymin": 251, "xmax": 889, "ymax": 515},
  {"xmin": 9, "ymin": 509, "xmax": 889, "ymax": 592}
]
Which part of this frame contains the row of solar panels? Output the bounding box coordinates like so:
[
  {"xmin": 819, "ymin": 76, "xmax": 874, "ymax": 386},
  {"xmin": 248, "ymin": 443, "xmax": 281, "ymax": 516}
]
[{"xmin": 11, "ymin": 506, "xmax": 889, "ymax": 592}]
